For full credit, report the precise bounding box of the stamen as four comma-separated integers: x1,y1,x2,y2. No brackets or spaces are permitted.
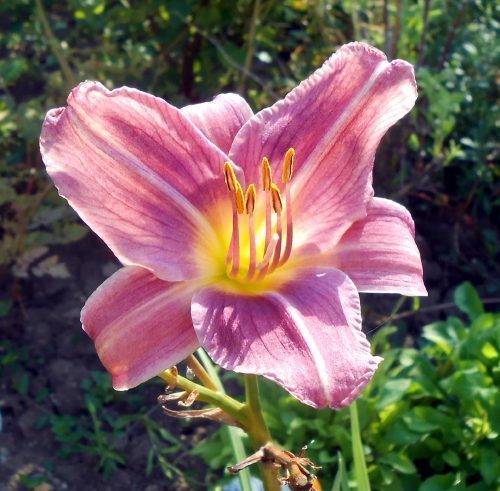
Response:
229,182,245,277
256,233,280,271
281,148,295,183
224,161,241,267
270,183,283,214
261,157,272,191
228,198,239,276
269,184,283,272
280,148,295,266
245,184,257,280
224,161,238,192
245,183,256,214
261,157,273,253
225,198,236,266
223,150,295,282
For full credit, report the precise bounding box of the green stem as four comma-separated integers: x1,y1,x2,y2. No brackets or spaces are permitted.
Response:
158,369,246,425
350,401,371,491
243,375,280,491
35,0,77,89
243,375,269,446
196,349,253,491
238,0,261,94
186,354,219,391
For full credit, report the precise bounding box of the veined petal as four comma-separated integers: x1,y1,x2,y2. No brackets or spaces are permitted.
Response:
192,267,381,409
181,93,253,154
40,81,236,281
229,42,417,253
82,266,199,390
331,198,427,296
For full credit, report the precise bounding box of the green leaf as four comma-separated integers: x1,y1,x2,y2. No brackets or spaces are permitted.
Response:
422,318,465,354
378,453,417,475
349,401,371,491
0,299,13,318
418,474,455,491
479,447,500,485
0,181,16,205
331,451,349,491
376,378,412,409
442,450,460,467
454,282,484,321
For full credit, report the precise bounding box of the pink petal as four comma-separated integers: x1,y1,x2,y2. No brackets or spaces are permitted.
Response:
40,81,235,281
82,266,199,390
229,42,417,253
192,267,381,408
181,94,253,154
331,198,427,296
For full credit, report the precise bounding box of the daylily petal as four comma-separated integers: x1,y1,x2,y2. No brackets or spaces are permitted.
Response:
192,267,381,408
181,94,254,154
40,81,235,281
229,42,417,253
81,266,199,390
331,198,427,296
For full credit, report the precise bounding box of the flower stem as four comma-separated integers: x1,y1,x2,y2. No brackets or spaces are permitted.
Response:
186,354,219,391
158,369,246,425
243,375,280,491
196,349,253,491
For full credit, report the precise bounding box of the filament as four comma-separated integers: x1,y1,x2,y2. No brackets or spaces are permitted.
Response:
257,233,279,271
269,211,282,272
279,181,293,266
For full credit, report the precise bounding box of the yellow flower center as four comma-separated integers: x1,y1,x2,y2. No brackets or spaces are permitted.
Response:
198,148,297,296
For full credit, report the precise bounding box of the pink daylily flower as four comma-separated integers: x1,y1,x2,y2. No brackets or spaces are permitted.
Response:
40,42,426,409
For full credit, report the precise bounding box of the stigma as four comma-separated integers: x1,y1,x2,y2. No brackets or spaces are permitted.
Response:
223,149,295,282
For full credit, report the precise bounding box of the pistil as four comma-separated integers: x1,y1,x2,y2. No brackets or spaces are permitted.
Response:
280,148,295,266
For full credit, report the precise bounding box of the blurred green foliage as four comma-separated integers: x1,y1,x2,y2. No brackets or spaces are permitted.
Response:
195,283,500,490
0,0,498,287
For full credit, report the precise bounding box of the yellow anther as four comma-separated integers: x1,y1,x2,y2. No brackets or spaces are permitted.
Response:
261,157,272,191
234,182,246,214
270,184,283,213
245,184,256,215
224,161,239,192
282,148,295,183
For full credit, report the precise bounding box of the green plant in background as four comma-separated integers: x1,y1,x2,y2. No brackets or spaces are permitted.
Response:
33,372,188,481
0,1,498,286
194,283,499,490
1,1,499,489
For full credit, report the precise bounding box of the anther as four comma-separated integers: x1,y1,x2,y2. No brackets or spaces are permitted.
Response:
261,157,272,191
245,184,256,215
224,161,238,192
270,184,283,214
281,148,295,183
234,182,245,214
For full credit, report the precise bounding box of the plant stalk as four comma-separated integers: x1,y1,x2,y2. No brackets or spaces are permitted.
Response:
243,375,280,491
350,400,371,491
158,369,246,425
196,349,253,491
186,354,219,391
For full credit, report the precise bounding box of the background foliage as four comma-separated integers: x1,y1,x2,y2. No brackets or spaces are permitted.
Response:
0,0,498,490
